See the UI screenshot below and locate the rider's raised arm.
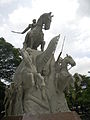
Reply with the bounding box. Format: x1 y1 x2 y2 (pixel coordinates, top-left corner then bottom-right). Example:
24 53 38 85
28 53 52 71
21 24 32 34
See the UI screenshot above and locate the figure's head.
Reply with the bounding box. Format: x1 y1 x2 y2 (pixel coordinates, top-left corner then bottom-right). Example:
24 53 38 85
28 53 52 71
43 12 53 30
32 19 36 23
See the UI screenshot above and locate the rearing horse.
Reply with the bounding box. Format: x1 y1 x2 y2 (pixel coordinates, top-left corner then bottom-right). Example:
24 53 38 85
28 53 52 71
23 12 53 51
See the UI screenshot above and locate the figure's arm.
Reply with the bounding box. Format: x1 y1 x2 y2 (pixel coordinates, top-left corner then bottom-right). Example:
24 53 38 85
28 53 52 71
21 24 32 34
11 24 32 34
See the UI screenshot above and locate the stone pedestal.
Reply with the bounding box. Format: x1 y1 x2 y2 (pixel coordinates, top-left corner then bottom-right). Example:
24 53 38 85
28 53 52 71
2 111 81 120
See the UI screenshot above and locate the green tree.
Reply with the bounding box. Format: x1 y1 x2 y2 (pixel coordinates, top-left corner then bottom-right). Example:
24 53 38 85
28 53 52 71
0 37 21 82
0 37 22 117
65 74 90 119
0 80 5 114
78 75 90 111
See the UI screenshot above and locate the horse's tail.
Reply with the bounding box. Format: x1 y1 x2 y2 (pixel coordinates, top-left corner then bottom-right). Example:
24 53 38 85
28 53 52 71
36 34 60 73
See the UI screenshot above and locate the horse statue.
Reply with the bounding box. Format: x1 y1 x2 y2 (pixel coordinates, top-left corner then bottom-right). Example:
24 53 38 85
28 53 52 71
55 54 76 93
23 12 53 51
42 54 76 113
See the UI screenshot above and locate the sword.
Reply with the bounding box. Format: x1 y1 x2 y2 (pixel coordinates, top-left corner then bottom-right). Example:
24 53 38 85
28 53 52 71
11 31 22 34
56 36 66 62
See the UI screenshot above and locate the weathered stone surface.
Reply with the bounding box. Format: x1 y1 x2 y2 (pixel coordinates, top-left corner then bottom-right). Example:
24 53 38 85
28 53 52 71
2 112 81 120
22 112 81 120
4 47 76 115
2 116 22 120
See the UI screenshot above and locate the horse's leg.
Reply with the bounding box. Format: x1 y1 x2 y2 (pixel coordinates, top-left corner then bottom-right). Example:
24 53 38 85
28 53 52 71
41 41 45 51
23 33 29 49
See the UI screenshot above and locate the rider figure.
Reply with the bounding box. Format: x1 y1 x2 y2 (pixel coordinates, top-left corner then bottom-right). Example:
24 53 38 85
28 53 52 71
21 19 37 34
21 19 37 49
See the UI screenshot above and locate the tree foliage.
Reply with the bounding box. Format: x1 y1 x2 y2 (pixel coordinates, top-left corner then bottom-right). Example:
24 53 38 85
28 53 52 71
0 80 5 114
0 38 22 117
65 74 90 119
0 37 21 82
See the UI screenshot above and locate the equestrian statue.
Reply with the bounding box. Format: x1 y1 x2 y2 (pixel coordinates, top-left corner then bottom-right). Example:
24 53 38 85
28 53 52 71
12 12 53 51
4 12 76 116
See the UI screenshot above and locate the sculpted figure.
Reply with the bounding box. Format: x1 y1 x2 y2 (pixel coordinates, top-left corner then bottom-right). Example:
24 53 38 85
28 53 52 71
12 19 36 35
12 12 53 51
4 35 60 115
73 73 82 87
20 48 46 90
4 83 19 115
49 54 76 113
4 33 77 115
7 12 78 115
23 12 53 51
21 19 37 34
20 35 60 114
55 54 76 93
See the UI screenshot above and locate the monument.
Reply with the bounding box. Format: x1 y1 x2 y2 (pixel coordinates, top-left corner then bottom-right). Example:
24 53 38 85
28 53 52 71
3 12 81 120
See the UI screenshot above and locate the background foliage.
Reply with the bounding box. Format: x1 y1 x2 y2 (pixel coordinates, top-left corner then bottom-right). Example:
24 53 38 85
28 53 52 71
0 37 21 118
0 37 21 82
65 74 90 120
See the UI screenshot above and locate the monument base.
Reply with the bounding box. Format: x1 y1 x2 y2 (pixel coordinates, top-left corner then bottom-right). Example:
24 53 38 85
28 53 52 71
2 111 81 120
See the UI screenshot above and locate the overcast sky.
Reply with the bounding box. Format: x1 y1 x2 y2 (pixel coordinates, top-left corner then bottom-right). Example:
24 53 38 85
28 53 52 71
0 0 90 75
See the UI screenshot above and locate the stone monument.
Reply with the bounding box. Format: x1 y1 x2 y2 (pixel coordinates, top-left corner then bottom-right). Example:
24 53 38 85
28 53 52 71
3 12 81 120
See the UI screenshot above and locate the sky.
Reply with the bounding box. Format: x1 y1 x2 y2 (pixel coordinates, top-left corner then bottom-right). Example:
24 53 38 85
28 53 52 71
0 0 90 75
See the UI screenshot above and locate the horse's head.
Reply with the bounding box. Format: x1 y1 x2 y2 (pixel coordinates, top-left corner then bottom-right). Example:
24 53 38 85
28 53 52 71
43 12 53 30
64 54 76 67
37 12 53 30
